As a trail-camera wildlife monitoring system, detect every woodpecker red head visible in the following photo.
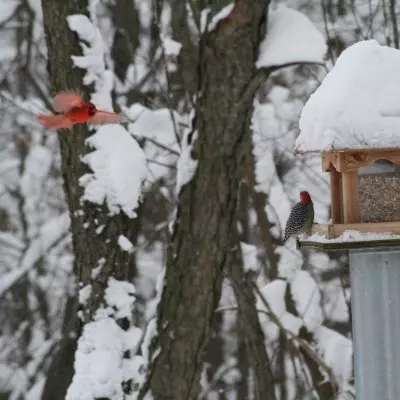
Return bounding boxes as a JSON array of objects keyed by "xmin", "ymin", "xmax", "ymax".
[
  {"xmin": 283, "ymin": 191, "xmax": 314, "ymax": 243},
  {"xmin": 300, "ymin": 191, "xmax": 312, "ymax": 205}
]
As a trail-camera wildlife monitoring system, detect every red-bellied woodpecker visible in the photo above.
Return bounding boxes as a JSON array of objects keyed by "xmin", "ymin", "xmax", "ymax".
[{"xmin": 283, "ymin": 191, "xmax": 314, "ymax": 243}]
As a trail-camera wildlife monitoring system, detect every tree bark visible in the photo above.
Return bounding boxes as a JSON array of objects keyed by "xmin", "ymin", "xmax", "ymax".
[
  {"xmin": 140, "ymin": 1, "xmax": 270, "ymax": 399},
  {"xmin": 110, "ymin": 0, "xmax": 140, "ymax": 83},
  {"xmin": 41, "ymin": 0, "xmax": 138, "ymax": 321},
  {"xmin": 41, "ymin": 296, "xmax": 78, "ymax": 400},
  {"xmin": 228, "ymin": 243, "xmax": 276, "ymax": 400},
  {"xmin": 41, "ymin": 0, "xmax": 140, "ymax": 395}
]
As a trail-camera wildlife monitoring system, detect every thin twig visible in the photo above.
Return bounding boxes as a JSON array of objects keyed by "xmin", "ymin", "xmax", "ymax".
[
  {"xmin": 216, "ymin": 297, "xmax": 340, "ymax": 394},
  {"xmin": 349, "ymin": 0, "xmax": 368, "ymax": 40},
  {"xmin": 152, "ymin": 2, "xmax": 182, "ymax": 149},
  {"xmin": 186, "ymin": 0, "xmax": 201, "ymax": 34},
  {"xmin": 389, "ymin": 0, "xmax": 399, "ymax": 48},
  {"xmin": 0, "ymin": 4, "xmax": 20, "ymax": 29},
  {"xmin": 23, "ymin": 66, "xmax": 53, "ymax": 111},
  {"xmin": 147, "ymin": 158, "xmax": 177, "ymax": 170},
  {"xmin": 253, "ymin": 282, "xmax": 340, "ymax": 392},
  {"xmin": 231, "ymin": 62, "xmax": 326, "ymax": 128},
  {"xmin": 0, "ymin": 90, "xmax": 44, "ymax": 116},
  {"xmin": 198, "ymin": 364, "xmax": 237, "ymax": 399},
  {"xmin": 320, "ymin": 0, "xmax": 336, "ymax": 63},
  {"xmin": 143, "ymin": 136, "xmax": 180, "ymax": 156}
]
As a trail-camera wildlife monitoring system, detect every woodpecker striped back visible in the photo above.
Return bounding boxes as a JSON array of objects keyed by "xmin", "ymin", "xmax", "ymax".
[{"xmin": 283, "ymin": 194, "xmax": 314, "ymax": 242}]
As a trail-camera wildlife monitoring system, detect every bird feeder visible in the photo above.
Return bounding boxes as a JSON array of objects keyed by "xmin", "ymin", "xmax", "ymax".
[
  {"xmin": 293, "ymin": 39, "xmax": 400, "ymax": 250},
  {"xmin": 296, "ymin": 147, "xmax": 400, "ymax": 250}
]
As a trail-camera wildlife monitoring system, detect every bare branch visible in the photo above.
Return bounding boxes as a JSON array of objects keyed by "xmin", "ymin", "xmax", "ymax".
[
  {"xmin": 147, "ymin": 158, "xmax": 177, "ymax": 170},
  {"xmin": 245, "ymin": 157, "xmax": 279, "ymax": 279},
  {"xmin": 389, "ymin": 0, "xmax": 399, "ymax": 48},
  {"xmin": 152, "ymin": 2, "xmax": 182, "ymax": 149},
  {"xmin": 253, "ymin": 282, "xmax": 340, "ymax": 393},
  {"xmin": 143, "ymin": 136, "xmax": 180, "ymax": 156},
  {"xmin": 23, "ymin": 66, "xmax": 53, "ymax": 111},
  {"xmin": 233, "ymin": 62, "xmax": 326, "ymax": 124}
]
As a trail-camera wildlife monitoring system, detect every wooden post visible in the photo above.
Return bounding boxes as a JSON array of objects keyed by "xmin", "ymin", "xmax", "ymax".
[
  {"xmin": 329, "ymin": 167, "xmax": 342, "ymax": 223},
  {"xmin": 342, "ymin": 171, "xmax": 360, "ymax": 223}
]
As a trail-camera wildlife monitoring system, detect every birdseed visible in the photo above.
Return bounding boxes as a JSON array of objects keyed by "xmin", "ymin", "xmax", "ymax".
[{"xmin": 359, "ymin": 173, "xmax": 400, "ymax": 222}]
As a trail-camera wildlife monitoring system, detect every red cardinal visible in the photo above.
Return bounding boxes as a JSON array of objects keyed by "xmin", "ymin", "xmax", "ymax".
[{"xmin": 37, "ymin": 91, "xmax": 122, "ymax": 131}]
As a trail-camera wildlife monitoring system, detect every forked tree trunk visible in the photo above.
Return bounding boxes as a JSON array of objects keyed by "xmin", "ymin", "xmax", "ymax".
[
  {"xmin": 40, "ymin": 0, "xmax": 139, "ymax": 397},
  {"xmin": 140, "ymin": 1, "xmax": 274, "ymax": 399}
]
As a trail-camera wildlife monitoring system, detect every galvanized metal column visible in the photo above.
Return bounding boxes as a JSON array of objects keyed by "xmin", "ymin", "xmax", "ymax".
[{"xmin": 350, "ymin": 247, "xmax": 400, "ymax": 400}]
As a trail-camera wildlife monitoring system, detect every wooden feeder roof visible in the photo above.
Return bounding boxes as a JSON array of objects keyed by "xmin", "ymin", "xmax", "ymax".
[{"xmin": 321, "ymin": 148, "xmax": 400, "ymax": 172}]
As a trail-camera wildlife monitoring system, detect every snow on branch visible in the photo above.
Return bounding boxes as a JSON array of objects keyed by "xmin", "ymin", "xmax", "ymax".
[
  {"xmin": 125, "ymin": 103, "xmax": 181, "ymax": 184},
  {"xmin": 251, "ymin": 99, "xmax": 295, "ymax": 233},
  {"xmin": 68, "ymin": 278, "xmax": 144, "ymax": 400},
  {"xmin": 256, "ymin": 263, "xmax": 352, "ymax": 391},
  {"xmin": 256, "ymin": 5, "xmax": 327, "ymax": 69},
  {"xmin": 105, "ymin": 277, "xmax": 136, "ymax": 320},
  {"xmin": 140, "ymin": 268, "xmax": 165, "ymax": 376},
  {"xmin": 240, "ymin": 242, "xmax": 260, "ymax": 273},
  {"xmin": 0, "ymin": 212, "xmax": 70, "ymax": 299},
  {"xmin": 80, "ymin": 125, "xmax": 147, "ymax": 218},
  {"xmin": 126, "ymin": 103, "xmax": 195, "ymax": 194},
  {"xmin": 257, "ymin": 280, "xmax": 303, "ymax": 342},
  {"xmin": 315, "ymin": 326, "xmax": 353, "ymax": 390},
  {"xmin": 67, "ymin": 14, "xmax": 147, "ymax": 218},
  {"xmin": 67, "ymin": 14, "xmax": 113, "ymax": 109},
  {"xmin": 254, "ymin": 282, "xmax": 340, "ymax": 390},
  {"xmin": 66, "ymin": 317, "xmax": 130, "ymax": 400},
  {"xmin": 161, "ymin": 36, "xmax": 182, "ymax": 57},
  {"xmin": 290, "ymin": 270, "xmax": 323, "ymax": 332},
  {"xmin": 176, "ymin": 128, "xmax": 198, "ymax": 195},
  {"xmin": 118, "ymin": 235, "xmax": 134, "ymax": 253},
  {"xmin": 204, "ymin": 3, "xmax": 234, "ymax": 32}
]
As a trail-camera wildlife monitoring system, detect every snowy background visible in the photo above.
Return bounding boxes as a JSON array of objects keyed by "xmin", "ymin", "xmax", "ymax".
[{"xmin": 0, "ymin": 0, "xmax": 396, "ymax": 398}]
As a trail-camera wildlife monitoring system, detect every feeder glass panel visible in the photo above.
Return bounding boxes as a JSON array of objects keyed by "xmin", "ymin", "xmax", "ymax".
[{"xmin": 358, "ymin": 160, "xmax": 400, "ymax": 223}]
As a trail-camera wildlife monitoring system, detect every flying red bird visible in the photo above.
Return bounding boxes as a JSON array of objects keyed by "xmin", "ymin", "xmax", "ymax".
[{"xmin": 36, "ymin": 91, "xmax": 122, "ymax": 131}]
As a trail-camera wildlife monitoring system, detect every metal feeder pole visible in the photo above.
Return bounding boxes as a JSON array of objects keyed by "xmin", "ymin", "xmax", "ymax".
[{"xmin": 350, "ymin": 247, "xmax": 400, "ymax": 400}]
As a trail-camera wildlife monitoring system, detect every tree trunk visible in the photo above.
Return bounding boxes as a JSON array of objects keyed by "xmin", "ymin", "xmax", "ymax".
[
  {"xmin": 41, "ymin": 0, "xmax": 138, "ymax": 321},
  {"xmin": 203, "ymin": 312, "xmax": 226, "ymax": 398},
  {"xmin": 140, "ymin": 1, "xmax": 270, "ymax": 399},
  {"xmin": 41, "ymin": 296, "xmax": 78, "ymax": 400},
  {"xmin": 40, "ymin": 0, "xmax": 140, "ymax": 395},
  {"xmin": 228, "ymin": 243, "xmax": 276, "ymax": 400},
  {"xmin": 246, "ymin": 151, "xmax": 279, "ymax": 279}
]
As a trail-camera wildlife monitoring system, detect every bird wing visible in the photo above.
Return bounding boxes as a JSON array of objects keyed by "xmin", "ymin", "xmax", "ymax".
[
  {"xmin": 283, "ymin": 203, "xmax": 309, "ymax": 241},
  {"xmin": 53, "ymin": 91, "xmax": 85, "ymax": 113},
  {"xmin": 88, "ymin": 110, "xmax": 122, "ymax": 125},
  {"xmin": 37, "ymin": 114, "xmax": 73, "ymax": 131}
]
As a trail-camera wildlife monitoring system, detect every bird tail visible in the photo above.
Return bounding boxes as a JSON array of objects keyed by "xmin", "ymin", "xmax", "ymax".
[
  {"xmin": 37, "ymin": 114, "xmax": 73, "ymax": 131},
  {"xmin": 283, "ymin": 232, "xmax": 289, "ymax": 243}
]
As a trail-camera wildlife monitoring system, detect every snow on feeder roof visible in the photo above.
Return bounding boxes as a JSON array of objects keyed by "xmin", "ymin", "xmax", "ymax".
[{"xmin": 295, "ymin": 40, "xmax": 400, "ymax": 153}]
